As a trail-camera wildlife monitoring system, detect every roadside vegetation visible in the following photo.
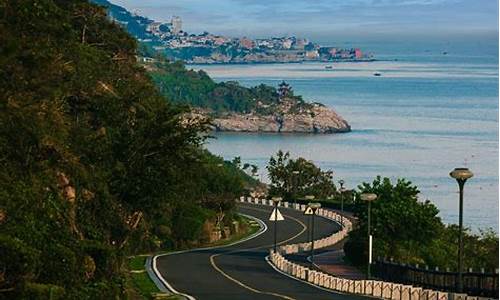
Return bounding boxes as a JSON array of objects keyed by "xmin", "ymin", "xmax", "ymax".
[
  {"xmin": 0, "ymin": 1, "xmax": 258, "ymax": 298},
  {"xmin": 346, "ymin": 177, "xmax": 498, "ymax": 272},
  {"xmin": 126, "ymin": 215, "xmax": 260, "ymax": 300}
]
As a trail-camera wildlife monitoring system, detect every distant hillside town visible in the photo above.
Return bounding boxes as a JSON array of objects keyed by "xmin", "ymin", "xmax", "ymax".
[{"xmin": 95, "ymin": 0, "xmax": 374, "ymax": 64}]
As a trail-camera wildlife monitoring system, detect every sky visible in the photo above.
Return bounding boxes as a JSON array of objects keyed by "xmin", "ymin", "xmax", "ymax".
[{"xmin": 111, "ymin": 0, "xmax": 498, "ymax": 41}]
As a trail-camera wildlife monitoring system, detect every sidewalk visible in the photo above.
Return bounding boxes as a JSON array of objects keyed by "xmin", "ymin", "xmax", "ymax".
[{"xmin": 314, "ymin": 246, "xmax": 365, "ymax": 280}]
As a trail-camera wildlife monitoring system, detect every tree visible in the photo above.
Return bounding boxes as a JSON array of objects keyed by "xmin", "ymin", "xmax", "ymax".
[
  {"xmin": 231, "ymin": 156, "xmax": 242, "ymax": 169},
  {"xmin": 250, "ymin": 165, "xmax": 259, "ymax": 177},
  {"xmin": 344, "ymin": 176, "xmax": 442, "ymax": 265},
  {"xmin": 344, "ymin": 177, "xmax": 498, "ymax": 272},
  {"xmin": 267, "ymin": 150, "xmax": 336, "ymax": 201}
]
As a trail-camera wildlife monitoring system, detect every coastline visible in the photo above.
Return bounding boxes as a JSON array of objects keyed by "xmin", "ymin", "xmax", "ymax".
[
  {"xmin": 186, "ymin": 58, "xmax": 378, "ymax": 66},
  {"xmin": 190, "ymin": 103, "xmax": 352, "ymax": 134}
]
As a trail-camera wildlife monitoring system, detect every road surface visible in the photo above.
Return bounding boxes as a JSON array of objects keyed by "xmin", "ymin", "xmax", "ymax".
[{"xmin": 155, "ymin": 203, "xmax": 367, "ymax": 300}]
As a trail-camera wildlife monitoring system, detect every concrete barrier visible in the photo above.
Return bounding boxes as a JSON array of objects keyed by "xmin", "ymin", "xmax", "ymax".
[
  {"xmin": 391, "ymin": 284, "xmax": 403, "ymax": 300},
  {"xmin": 240, "ymin": 197, "xmax": 479, "ymax": 300},
  {"xmin": 373, "ymin": 281, "xmax": 383, "ymax": 298},
  {"xmin": 364, "ymin": 280, "xmax": 374, "ymax": 295},
  {"xmin": 450, "ymin": 294, "xmax": 467, "ymax": 300},
  {"xmin": 382, "ymin": 282, "xmax": 393, "ymax": 299},
  {"xmin": 437, "ymin": 292, "xmax": 448, "ymax": 300},
  {"xmin": 400, "ymin": 285, "xmax": 412, "ymax": 300},
  {"xmin": 410, "ymin": 287, "xmax": 422, "ymax": 300},
  {"xmin": 354, "ymin": 280, "xmax": 364, "ymax": 294}
]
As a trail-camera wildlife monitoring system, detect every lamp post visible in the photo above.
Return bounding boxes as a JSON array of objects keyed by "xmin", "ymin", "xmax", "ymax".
[
  {"xmin": 450, "ymin": 167, "xmax": 473, "ymax": 293},
  {"xmin": 338, "ymin": 179, "xmax": 346, "ymax": 226},
  {"xmin": 308, "ymin": 202, "xmax": 321, "ymax": 266},
  {"xmin": 304, "ymin": 195, "xmax": 315, "ymax": 243},
  {"xmin": 272, "ymin": 196, "xmax": 282, "ymax": 253},
  {"xmin": 292, "ymin": 170, "xmax": 300, "ymax": 204},
  {"xmin": 360, "ymin": 192, "xmax": 377, "ymax": 279}
]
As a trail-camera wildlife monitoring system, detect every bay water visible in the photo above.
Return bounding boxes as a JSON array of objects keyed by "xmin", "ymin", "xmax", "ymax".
[{"xmin": 193, "ymin": 37, "xmax": 499, "ymax": 232}]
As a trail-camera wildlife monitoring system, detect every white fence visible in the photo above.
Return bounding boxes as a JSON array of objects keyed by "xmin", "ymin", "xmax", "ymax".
[{"xmin": 237, "ymin": 196, "xmax": 495, "ymax": 300}]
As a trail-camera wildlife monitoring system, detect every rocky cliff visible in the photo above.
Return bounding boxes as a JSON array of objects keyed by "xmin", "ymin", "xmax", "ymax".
[{"xmin": 189, "ymin": 101, "xmax": 351, "ymax": 134}]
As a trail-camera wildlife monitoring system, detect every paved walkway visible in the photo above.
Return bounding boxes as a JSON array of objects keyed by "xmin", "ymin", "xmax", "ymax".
[
  {"xmin": 285, "ymin": 209, "xmax": 366, "ymax": 280},
  {"xmin": 314, "ymin": 246, "xmax": 365, "ymax": 280}
]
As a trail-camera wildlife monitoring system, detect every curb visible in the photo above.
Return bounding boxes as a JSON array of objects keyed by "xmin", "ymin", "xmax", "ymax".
[{"xmin": 148, "ymin": 213, "xmax": 268, "ymax": 300}]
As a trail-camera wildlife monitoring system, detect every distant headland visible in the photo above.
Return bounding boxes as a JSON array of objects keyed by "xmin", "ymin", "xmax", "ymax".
[{"xmin": 93, "ymin": 0, "xmax": 375, "ymax": 64}]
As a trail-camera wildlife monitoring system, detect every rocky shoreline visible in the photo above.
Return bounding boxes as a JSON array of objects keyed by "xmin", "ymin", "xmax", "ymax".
[{"xmin": 196, "ymin": 104, "xmax": 351, "ymax": 134}]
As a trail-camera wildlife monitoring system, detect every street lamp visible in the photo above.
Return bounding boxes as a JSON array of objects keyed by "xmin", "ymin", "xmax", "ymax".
[
  {"xmin": 360, "ymin": 192, "xmax": 377, "ymax": 279},
  {"xmin": 450, "ymin": 167, "xmax": 473, "ymax": 293},
  {"xmin": 292, "ymin": 170, "xmax": 300, "ymax": 203},
  {"xmin": 271, "ymin": 196, "xmax": 282, "ymax": 253},
  {"xmin": 338, "ymin": 179, "xmax": 346, "ymax": 226},
  {"xmin": 304, "ymin": 195, "xmax": 315, "ymax": 243},
  {"xmin": 308, "ymin": 202, "xmax": 321, "ymax": 266}
]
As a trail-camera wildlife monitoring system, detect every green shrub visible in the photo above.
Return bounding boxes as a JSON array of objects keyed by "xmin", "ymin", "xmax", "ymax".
[
  {"xmin": 0, "ymin": 235, "xmax": 39, "ymax": 290},
  {"xmin": 172, "ymin": 204, "xmax": 209, "ymax": 243},
  {"xmin": 20, "ymin": 283, "xmax": 65, "ymax": 300}
]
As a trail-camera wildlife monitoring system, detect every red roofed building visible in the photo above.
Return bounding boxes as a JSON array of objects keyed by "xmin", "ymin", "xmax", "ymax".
[{"xmin": 355, "ymin": 48, "xmax": 362, "ymax": 59}]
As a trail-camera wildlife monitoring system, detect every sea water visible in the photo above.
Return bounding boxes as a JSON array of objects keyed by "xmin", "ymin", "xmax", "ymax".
[{"xmin": 193, "ymin": 37, "xmax": 499, "ymax": 232}]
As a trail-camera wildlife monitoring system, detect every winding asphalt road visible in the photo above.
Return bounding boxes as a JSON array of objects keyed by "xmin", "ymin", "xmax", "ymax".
[{"xmin": 155, "ymin": 203, "xmax": 368, "ymax": 300}]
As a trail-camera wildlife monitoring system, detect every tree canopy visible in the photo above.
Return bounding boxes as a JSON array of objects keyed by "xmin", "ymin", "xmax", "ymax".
[
  {"xmin": 267, "ymin": 150, "xmax": 336, "ymax": 201},
  {"xmin": 0, "ymin": 0, "xmax": 254, "ymax": 298},
  {"xmin": 148, "ymin": 60, "xmax": 309, "ymax": 115},
  {"xmin": 344, "ymin": 176, "xmax": 498, "ymax": 271}
]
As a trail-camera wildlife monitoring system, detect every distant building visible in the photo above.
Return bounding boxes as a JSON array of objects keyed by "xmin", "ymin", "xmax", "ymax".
[
  {"xmin": 293, "ymin": 38, "xmax": 308, "ymax": 50},
  {"xmin": 171, "ymin": 16, "xmax": 182, "ymax": 34},
  {"xmin": 282, "ymin": 39, "xmax": 293, "ymax": 49},
  {"xmin": 239, "ymin": 37, "xmax": 255, "ymax": 49},
  {"xmin": 305, "ymin": 50, "xmax": 319, "ymax": 59},
  {"xmin": 213, "ymin": 36, "xmax": 228, "ymax": 46},
  {"xmin": 354, "ymin": 48, "xmax": 362, "ymax": 59},
  {"xmin": 256, "ymin": 39, "xmax": 272, "ymax": 48},
  {"xmin": 136, "ymin": 56, "xmax": 156, "ymax": 63},
  {"xmin": 146, "ymin": 22, "xmax": 162, "ymax": 33}
]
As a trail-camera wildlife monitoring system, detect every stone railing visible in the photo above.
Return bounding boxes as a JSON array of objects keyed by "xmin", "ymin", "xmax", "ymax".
[{"xmin": 238, "ymin": 196, "xmax": 495, "ymax": 300}]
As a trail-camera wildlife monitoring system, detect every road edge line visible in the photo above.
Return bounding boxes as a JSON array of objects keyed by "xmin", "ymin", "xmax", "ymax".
[{"xmin": 149, "ymin": 213, "xmax": 268, "ymax": 300}]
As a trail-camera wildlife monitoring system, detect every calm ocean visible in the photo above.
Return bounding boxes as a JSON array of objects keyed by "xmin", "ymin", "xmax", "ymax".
[{"xmin": 193, "ymin": 37, "xmax": 499, "ymax": 232}]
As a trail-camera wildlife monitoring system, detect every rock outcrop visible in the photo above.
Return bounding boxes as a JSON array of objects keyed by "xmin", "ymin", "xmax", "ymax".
[{"xmin": 211, "ymin": 104, "xmax": 350, "ymax": 134}]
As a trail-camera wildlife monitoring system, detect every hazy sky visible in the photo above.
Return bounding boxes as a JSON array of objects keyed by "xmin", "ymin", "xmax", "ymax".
[{"xmin": 111, "ymin": 0, "xmax": 498, "ymax": 40}]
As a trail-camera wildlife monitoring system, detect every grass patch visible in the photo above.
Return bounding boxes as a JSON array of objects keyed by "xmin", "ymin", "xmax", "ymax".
[
  {"xmin": 131, "ymin": 271, "xmax": 160, "ymax": 298},
  {"xmin": 129, "ymin": 255, "xmax": 147, "ymax": 271},
  {"xmin": 127, "ymin": 256, "xmax": 167, "ymax": 300}
]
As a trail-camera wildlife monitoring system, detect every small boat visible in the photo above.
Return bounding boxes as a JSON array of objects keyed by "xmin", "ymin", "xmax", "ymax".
[
  {"xmin": 373, "ymin": 72, "xmax": 382, "ymax": 76},
  {"xmin": 442, "ymin": 51, "xmax": 448, "ymax": 55},
  {"xmin": 325, "ymin": 65, "xmax": 333, "ymax": 69}
]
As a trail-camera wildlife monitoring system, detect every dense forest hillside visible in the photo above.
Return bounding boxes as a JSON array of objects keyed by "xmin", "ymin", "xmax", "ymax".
[
  {"xmin": 147, "ymin": 60, "xmax": 310, "ymax": 115},
  {"xmin": 0, "ymin": 0, "xmax": 255, "ymax": 298}
]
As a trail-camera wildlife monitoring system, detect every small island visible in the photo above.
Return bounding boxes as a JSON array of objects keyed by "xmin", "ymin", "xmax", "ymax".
[
  {"xmin": 148, "ymin": 60, "xmax": 351, "ymax": 134},
  {"xmin": 197, "ymin": 82, "xmax": 350, "ymax": 133}
]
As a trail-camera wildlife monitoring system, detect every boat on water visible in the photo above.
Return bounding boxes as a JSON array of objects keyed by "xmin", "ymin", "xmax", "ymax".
[
  {"xmin": 373, "ymin": 72, "xmax": 382, "ymax": 76},
  {"xmin": 325, "ymin": 65, "xmax": 333, "ymax": 69}
]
